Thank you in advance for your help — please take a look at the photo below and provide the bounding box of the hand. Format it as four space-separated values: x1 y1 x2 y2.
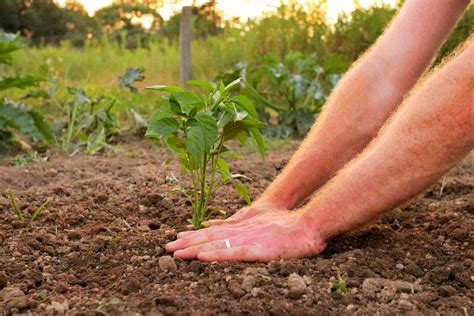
166 210 326 262
202 200 288 227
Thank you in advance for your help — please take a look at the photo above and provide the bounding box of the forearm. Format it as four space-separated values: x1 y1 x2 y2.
258 0 470 209
302 43 474 241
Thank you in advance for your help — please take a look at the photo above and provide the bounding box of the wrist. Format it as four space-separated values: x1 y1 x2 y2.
256 190 296 210
297 205 338 243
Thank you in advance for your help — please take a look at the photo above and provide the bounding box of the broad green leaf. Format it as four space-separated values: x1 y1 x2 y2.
185 125 206 166
235 131 247 146
233 95 258 119
146 118 179 137
30 111 54 143
0 75 45 91
166 134 186 153
185 114 218 165
119 67 144 93
216 157 231 182
146 85 184 93
0 103 44 141
149 106 175 122
195 114 218 151
235 182 251 204
186 80 217 91
223 118 265 141
250 128 265 160
171 92 203 114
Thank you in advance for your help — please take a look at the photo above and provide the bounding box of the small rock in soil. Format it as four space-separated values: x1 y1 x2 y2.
437 285 456 297
55 282 69 293
287 273 307 299
452 227 468 241
158 256 177 272
67 231 82 240
155 296 177 307
405 263 424 277
0 271 7 289
1 287 25 302
362 278 422 294
26 269 43 286
227 279 245 299
121 277 142 295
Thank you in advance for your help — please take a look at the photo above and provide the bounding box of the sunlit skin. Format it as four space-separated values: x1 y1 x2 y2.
166 0 473 262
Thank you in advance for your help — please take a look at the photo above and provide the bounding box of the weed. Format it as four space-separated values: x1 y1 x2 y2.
330 273 348 292
7 190 50 229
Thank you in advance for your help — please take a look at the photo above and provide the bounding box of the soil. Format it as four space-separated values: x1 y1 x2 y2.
0 143 472 315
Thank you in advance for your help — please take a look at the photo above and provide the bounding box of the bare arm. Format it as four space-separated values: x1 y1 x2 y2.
303 42 474 241
257 0 470 210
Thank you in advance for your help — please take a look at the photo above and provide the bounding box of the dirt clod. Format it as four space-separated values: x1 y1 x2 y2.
121 277 142 295
1 287 24 302
158 256 177 272
287 273 307 299
55 282 69 293
227 279 245 299
0 271 7 289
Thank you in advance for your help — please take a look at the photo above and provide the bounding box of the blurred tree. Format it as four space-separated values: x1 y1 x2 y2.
0 0 99 46
95 2 163 48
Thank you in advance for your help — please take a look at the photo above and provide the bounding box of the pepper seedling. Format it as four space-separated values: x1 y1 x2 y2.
145 79 265 228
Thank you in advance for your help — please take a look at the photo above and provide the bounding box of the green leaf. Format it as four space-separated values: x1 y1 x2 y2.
146 85 184 93
166 134 186 153
185 114 218 166
119 67 144 93
0 75 45 91
216 157 231 182
234 95 258 119
250 128 265 160
171 92 203 115
186 80 217 91
225 78 241 91
235 182 251 204
30 111 54 143
0 103 44 141
223 118 265 141
146 118 179 137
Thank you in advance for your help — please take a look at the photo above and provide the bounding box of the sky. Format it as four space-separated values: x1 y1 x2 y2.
57 0 396 24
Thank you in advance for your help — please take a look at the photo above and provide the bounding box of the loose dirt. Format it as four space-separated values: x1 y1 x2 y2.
0 143 472 315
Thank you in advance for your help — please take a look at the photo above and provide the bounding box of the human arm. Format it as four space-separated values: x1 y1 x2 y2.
254 0 470 210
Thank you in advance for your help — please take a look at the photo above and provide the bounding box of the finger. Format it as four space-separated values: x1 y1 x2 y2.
197 245 264 262
174 237 241 259
177 219 252 240
166 226 242 252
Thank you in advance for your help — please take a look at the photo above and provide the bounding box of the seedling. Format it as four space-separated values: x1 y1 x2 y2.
8 190 50 228
330 273 348 292
145 79 265 228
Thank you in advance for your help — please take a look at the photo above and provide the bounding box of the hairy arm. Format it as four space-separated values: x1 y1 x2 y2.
257 0 470 210
303 42 474 241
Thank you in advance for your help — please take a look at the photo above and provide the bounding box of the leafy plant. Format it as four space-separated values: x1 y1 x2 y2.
145 79 265 228
7 190 50 229
61 87 120 154
118 67 145 93
0 33 52 155
10 151 46 166
218 52 342 138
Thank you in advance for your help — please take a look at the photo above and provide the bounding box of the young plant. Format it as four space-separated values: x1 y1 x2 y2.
8 190 50 229
330 273 348 293
145 79 265 228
